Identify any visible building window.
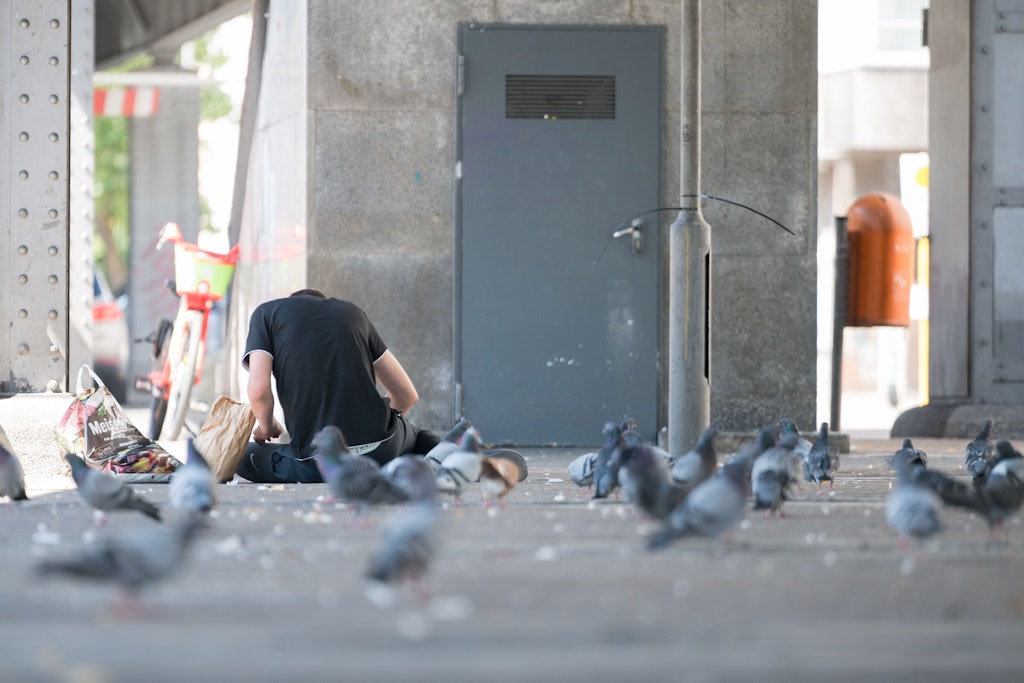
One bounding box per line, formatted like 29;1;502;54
879;0;927;50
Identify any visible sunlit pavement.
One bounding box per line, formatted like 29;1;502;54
3;418;1024;681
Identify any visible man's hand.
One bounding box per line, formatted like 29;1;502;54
253;418;284;444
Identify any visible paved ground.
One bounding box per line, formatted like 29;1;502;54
2;427;1024;682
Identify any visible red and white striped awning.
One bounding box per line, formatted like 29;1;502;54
93;87;160;117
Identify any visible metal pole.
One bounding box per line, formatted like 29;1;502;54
668;0;711;456
830;216;849;431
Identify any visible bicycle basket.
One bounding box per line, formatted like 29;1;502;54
173;243;239;298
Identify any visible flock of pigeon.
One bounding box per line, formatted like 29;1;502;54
566;416;1023;554
1;414;1022;613
0;418;528;613
566;417;839;550
887;419;1024;547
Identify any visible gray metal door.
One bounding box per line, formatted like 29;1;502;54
974;2;1024;399
457;25;662;446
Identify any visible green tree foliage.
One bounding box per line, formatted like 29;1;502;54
93;115;131;294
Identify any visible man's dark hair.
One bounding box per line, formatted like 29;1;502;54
290;288;326;298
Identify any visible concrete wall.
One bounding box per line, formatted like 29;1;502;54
926;0;971;403
233;0;818;439
126;73;203;402
231;0;309;406
700;0;818;431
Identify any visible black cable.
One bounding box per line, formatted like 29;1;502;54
615;195;797;237
594;195;796;265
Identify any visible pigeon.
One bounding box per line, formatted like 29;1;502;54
570;419;632;493
363;502;442;608
614;432;688;520
645;445;756;551
592;420;629;499
0;442;29;502
312;426;410;513
567;450;598;491
890;438;927;470
965;419;996;488
482;448;528;482
382;455;437;503
775;417;813;466
725;426;778;470
897;459;986;518
35;512;203;615
434;427;485;504
886;455;942;550
751;431;802;517
64;453;162;522
978;439;1024;541
805;422;840;494
479;455;522;509
423;418;473;471
886;440;987;519
168;439;216;515
669;424;719;493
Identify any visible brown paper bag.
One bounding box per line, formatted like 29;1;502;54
192;396;256;483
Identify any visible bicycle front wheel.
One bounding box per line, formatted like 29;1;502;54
162;309;204;441
149;393;168;441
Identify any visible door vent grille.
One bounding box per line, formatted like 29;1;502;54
505;74;616;120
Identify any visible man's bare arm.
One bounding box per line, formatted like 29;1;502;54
246;350;283;442
373;350;419;414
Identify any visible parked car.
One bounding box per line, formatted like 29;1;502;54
92;269;130;401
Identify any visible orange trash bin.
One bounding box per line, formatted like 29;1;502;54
845;192;913;327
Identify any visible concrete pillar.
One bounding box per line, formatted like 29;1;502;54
125;70;202;405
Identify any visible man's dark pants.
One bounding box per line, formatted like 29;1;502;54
235;410;440;484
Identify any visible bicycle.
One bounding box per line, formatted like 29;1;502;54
135;222;239;441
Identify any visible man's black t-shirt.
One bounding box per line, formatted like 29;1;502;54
242;295;395;459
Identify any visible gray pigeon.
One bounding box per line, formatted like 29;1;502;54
35;512;203;614
593;419;631;500
725;426;778;470
0;442;28;502
751;431;802;516
364;502;442;607
615;432;688;520
978;439;1024;541
965;419;996;487
64;453;161;522
669;424;719;493
805;422;839;494
887;438;984;517
646;445;755;551
890;437;927;470
168;439;216;515
570;419;631;492
382;455;437;503
434;427;484;504
423;418;473;471
886;456;942;548
312;426;410;512
895;456;986;518
567;450;598;490
775;417;812;468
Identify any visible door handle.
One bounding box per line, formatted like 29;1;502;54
612;218;644;255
